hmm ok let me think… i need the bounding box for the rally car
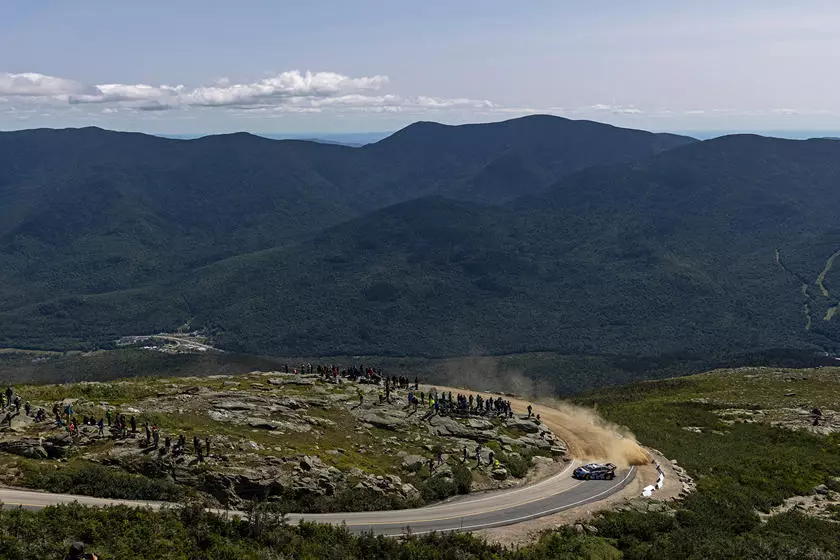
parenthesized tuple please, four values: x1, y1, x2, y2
(573, 463, 617, 480)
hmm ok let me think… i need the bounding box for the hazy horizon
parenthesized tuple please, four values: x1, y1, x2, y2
(5, 121, 838, 145)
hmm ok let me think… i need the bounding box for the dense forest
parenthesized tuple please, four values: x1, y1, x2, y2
(3, 117, 840, 383)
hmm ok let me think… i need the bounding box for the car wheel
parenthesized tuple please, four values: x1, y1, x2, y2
(608, 473, 615, 480)
(585, 474, 591, 480)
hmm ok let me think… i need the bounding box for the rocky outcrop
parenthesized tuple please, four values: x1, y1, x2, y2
(491, 468, 509, 480)
(43, 434, 75, 459)
(401, 454, 426, 470)
(247, 417, 281, 430)
(466, 418, 494, 430)
(504, 417, 541, 434)
(431, 417, 491, 440)
(0, 371, 568, 512)
(358, 410, 408, 431)
(671, 459, 696, 497)
(0, 438, 48, 460)
(201, 471, 288, 507)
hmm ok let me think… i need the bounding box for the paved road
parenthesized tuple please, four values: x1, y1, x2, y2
(0, 461, 635, 536)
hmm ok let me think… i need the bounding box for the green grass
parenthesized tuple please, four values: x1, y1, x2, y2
(575, 367, 840, 559)
(16, 377, 163, 406)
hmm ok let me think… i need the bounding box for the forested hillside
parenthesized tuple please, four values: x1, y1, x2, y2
(4, 129, 840, 374)
(0, 116, 692, 313)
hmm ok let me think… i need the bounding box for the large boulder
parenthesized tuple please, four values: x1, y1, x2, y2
(491, 468, 509, 480)
(43, 434, 74, 459)
(247, 417, 280, 430)
(401, 455, 426, 470)
(504, 418, 541, 434)
(401, 483, 421, 499)
(299, 455, 327, 471)
(431, 417, 490, 440)
(517, 435, 552, 450)
(0, 439, 48, 460)
(467, 418, 494, 431)
(201, 471, 286, 507)
(358, 411, 407, 431)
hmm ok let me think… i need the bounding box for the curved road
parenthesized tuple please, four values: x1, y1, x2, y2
(0, 383, 639, 535)
(0, 461, 634, 536)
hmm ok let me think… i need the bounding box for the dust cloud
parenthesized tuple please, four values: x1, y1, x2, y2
(532, 399, 650, 467)
(432, 356, 650, 468)
(437, 355, 552, 398)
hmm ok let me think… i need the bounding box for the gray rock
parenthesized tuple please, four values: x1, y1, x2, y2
(504, 418, 541, 433)
(238, 440, 263, 452)
(277, 397, 306, 410)
(247, 417, 279, 430)
(358, 411, 407, 431)
(431, 417, 491, 440)
(401, 455, 426, 470)
(214, 401, 255, 411)
(517, 435, 552, 450)
(201, 471, 286, 507)
(491, 468, 508, 480)
(43, 434, 74, 459)
(283, 379, 315, 387)
(300, 455, 326, 471)
(466, 418, 494, 430)
(304, 415, 336, 428)
(532, 455, 555, 467)
(0, 439, 48, 460)
(208, 410, 230, 421)
(401, 483, 420, 499)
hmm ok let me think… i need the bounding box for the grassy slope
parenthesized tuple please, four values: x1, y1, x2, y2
(4, 367, 840, 558)
(576, 367, 840, 559)
(2, 371, 551, 509)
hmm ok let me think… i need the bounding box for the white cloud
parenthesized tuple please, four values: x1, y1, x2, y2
(0, 72, 91, 97)
(0, 70, 494, 115)
(588, 104, 643, 115)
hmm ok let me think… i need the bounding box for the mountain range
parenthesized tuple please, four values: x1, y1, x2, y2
(3, 114, 840, 380)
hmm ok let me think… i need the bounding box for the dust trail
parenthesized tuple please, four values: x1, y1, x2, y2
(430, 357, 649, 468)
(529, 398, 650, 467)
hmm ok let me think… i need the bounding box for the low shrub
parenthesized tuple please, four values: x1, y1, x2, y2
(20, 460, 185, 502)
(420, 474, 458, 502)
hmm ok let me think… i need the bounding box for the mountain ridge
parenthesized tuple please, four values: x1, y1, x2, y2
(8, 118, 837, 381)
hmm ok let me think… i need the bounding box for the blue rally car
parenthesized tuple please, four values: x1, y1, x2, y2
(573, 463, 617, 480)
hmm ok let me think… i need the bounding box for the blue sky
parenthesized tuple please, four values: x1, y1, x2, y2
(1, 0, 838, 134)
